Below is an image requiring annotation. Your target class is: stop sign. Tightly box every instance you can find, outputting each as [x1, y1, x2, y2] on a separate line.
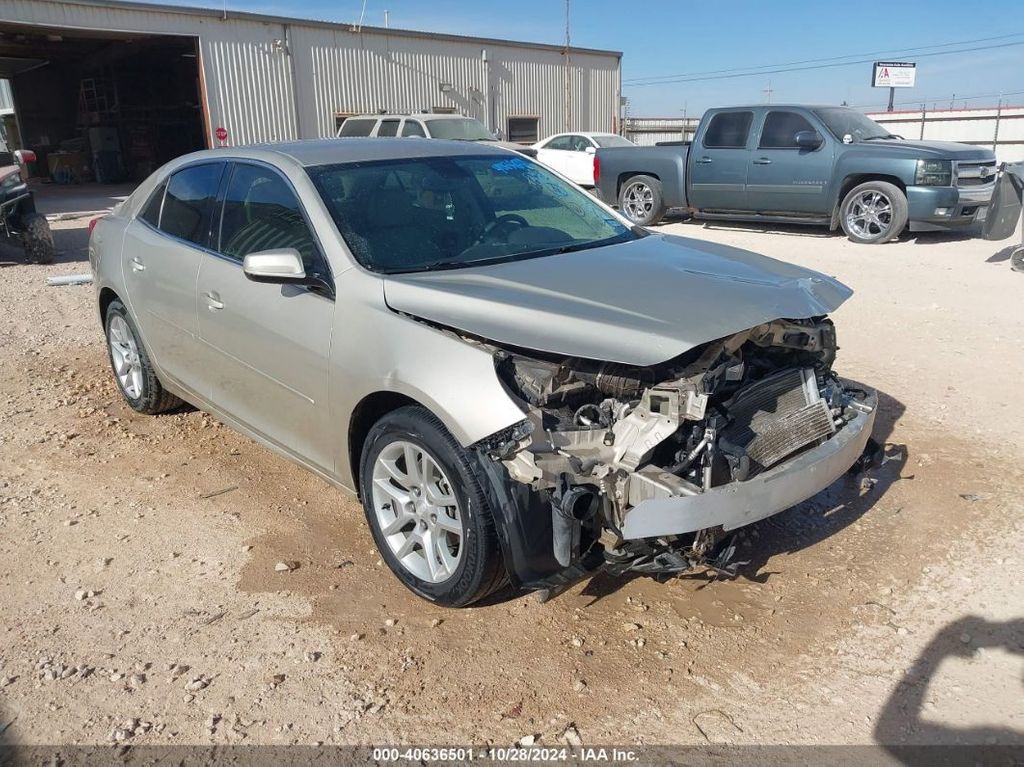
[215, 126, 228, 142]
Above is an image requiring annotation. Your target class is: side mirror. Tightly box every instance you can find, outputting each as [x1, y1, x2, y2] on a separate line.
[13, 149, 36, 166]
[243, 249, 307, 284]
[584, 145, 596, 155]
[794, 131, 823, 149]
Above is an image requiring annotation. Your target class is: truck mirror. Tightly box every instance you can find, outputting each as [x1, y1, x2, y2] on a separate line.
[794, 131, 823, 149]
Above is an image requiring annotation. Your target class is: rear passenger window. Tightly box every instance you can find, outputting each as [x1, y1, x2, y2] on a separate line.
[377, 120, 400, 137]
[217, 164, 322, 275]
[703, 112, 754, 149]
[159, 164, 223, 246]
[338, 118, 375, 137]
[759, 111, 816, 148]
[401, 120, 426, 137]
[139, 182, 165, 227]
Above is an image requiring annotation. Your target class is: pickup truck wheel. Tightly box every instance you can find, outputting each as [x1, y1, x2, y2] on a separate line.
[359, 405, 508, 607]
[839, 181, 908, 244]
[619, 175, 665, 226]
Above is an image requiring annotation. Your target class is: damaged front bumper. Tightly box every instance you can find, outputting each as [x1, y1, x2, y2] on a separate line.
[620, 386, 876, 539]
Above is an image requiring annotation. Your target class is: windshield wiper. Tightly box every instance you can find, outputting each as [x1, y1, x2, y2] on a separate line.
[863, 135, 898, 141]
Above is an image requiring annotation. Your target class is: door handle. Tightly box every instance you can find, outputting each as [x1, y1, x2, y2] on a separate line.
[753, 157, 773, 165]
[130, 257, 146, 272]
[695, 157, 713, 164]
[204, 291, 224, 311]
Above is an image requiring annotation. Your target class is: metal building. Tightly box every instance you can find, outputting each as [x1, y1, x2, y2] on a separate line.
[0, 0, 621, 182]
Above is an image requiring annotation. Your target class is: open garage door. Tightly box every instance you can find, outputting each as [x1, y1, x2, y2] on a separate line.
[0, 23, 207, 184]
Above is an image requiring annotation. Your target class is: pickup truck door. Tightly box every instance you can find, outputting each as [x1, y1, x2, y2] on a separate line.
[689, 110, 753, 211]
[746, 110, 833, 214]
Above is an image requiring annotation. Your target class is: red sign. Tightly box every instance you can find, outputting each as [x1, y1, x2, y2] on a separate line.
[215, 126, 228, 143]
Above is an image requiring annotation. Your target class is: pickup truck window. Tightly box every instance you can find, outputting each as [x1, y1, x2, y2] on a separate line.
[401, 120, 426, 138]
[702, 112, 753, 149]
[759, 111, 816, 149]
[377, 120, 401, 137]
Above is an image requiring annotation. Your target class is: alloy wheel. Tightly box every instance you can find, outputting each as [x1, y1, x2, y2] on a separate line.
[846, 190, 893, 240]
[622, 180, 654, 222]
[371, 440, 464, 583]
[107, 315, 144, 399]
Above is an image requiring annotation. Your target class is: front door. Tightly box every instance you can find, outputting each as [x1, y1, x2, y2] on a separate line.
[196, 161, 336, 471]
[689, 110, 753, 211]
[121, 162, 225, 397]
[746, 110, 834, 214]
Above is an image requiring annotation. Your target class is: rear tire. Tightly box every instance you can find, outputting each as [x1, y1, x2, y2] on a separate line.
[21, 212, 55, 264]
[359, 406, 508, 607]
[104, 299, 182, 415]
[839, 181, 908, 244]
[618, 174, 665, 226]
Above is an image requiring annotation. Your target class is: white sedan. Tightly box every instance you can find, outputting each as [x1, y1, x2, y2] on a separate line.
[532, 132, 634, 187]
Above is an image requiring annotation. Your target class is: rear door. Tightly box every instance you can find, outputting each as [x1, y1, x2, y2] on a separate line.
[195, 160, 336, 471]
[747, 110, 833, 214]
[121, 162, 225, 397]
[536, 135, 575, 177]
[689, 110, 753, 210]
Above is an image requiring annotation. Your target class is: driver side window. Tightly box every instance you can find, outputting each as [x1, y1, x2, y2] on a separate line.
[217, 164, 324, 275]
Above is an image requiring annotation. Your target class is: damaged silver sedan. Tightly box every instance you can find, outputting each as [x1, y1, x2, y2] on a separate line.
[90, 139, 876, 607]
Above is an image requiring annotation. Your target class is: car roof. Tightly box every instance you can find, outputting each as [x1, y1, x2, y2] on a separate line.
[225, 137, 514, 167]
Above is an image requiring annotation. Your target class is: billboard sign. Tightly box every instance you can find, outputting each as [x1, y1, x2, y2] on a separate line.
[872, 61, 916, 88]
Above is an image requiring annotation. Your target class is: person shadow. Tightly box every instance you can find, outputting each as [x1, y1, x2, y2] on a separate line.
[874, 615, 1024, 760]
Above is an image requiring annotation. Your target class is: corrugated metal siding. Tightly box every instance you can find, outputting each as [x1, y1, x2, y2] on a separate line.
[0, 79, 13, 111]
[2, 0, 621, 146]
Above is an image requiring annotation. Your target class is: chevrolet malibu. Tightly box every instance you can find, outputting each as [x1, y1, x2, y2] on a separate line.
[89, 139, 877, 607]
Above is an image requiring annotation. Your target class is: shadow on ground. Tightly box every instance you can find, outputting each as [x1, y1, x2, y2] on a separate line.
[874, 615, 1024, 755]
[31, 181, 136, 217]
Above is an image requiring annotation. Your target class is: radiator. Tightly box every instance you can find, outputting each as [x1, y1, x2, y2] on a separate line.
[720, 368, 835, 473]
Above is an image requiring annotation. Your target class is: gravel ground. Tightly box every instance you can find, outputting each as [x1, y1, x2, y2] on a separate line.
[0, 196, 1021, 750]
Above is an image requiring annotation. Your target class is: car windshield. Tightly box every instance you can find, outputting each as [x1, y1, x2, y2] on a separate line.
[308, 154, 637, 274]
[813, 108, 893, 141]
[592, 135, 634, 148]
[425, 118, 495, 141]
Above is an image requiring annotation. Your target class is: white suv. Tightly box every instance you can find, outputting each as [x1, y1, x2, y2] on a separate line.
[336, 113, 536, 157]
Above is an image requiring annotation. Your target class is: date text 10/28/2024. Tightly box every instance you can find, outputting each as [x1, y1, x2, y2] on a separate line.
[372, 747, 640, 762]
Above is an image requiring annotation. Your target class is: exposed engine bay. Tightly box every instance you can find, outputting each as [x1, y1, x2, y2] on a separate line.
[479, 317, 876, 580]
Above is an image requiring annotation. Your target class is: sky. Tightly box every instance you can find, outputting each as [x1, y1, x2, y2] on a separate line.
[152, 0, 1024, 116]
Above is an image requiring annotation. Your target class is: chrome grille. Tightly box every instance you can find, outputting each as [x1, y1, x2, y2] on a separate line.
[721, 368, 836, 473]
[956, 161, 997, 187]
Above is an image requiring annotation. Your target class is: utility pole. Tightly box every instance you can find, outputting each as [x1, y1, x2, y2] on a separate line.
[564, 0, 571, 131]
[886, 86, 895, 112]
[762, 80, 773, 104]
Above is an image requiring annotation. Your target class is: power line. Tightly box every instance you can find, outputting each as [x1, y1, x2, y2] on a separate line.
[624, 33, 1024, 86]
[852, 88, 1024, 111]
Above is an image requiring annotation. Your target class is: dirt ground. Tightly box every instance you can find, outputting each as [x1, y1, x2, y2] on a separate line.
[0, 190, 1021, 752]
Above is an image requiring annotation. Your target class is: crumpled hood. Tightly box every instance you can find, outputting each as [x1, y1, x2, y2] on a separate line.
[382, 234, 852, 366]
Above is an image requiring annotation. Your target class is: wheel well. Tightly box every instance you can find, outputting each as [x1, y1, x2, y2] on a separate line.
[617, 172, 660, 198]
[98, 287, 119, 326]
[348, 391, 419, 498]
[831, 174, 907, 230]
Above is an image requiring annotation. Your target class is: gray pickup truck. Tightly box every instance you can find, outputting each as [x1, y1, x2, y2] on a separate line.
[595, 105, 997, 244]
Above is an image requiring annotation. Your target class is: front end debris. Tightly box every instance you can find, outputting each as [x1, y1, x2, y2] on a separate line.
[478, 317, 877, 584]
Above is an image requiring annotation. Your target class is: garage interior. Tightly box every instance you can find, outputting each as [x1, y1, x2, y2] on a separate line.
[0, 23, 207, 184]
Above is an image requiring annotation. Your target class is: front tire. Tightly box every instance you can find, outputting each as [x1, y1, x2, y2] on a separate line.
[618, 174, 665, 226]
[21, 212, 55, 264]
[359, 406, 507, 607]
[839, 181, 908, 244]
[104, 299, 182, 414]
